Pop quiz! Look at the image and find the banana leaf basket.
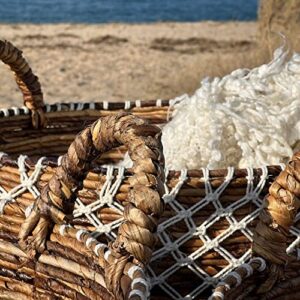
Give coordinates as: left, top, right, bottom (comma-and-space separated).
0, 40, 300, 300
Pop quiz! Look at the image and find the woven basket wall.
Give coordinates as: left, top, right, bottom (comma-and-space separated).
1, 40, 300, 300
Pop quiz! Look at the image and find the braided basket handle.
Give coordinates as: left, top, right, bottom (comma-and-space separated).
0, 39, 45, 128
19, 112, 164, 298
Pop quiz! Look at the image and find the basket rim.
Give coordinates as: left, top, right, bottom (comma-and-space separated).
0, 99, 173, 119
0, 152, 285, 175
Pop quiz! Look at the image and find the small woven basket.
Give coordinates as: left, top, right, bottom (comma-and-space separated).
0, 40, 299, 300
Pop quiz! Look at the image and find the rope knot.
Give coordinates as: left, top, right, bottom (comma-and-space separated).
102, 194, 114, 205
80, 206, 92, 215
22, 179, 33, 188
166, 242, 178, 252
206, 239, 219, 250
197, 227, 206, 236
97, 224, 112, 234
163, 194, 174, 204
0, 193, 13, 202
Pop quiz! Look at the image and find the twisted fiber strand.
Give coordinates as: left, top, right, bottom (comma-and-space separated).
19, 113, 164, 299
93, 113, 164, 298
0, 39, 45, 128
252, 152, 300, 266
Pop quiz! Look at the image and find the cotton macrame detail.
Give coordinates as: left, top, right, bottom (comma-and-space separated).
144, 165, 300, 299
1, 154, 293, 300
0, 154, 46, 214
73, 165, 125, 240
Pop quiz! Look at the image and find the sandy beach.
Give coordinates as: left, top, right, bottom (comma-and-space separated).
0, 22, 261, 108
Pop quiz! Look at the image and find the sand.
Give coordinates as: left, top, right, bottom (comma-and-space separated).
0, 22, 261, 108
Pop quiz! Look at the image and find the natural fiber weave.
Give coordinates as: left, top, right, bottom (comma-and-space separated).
0, 40, 45, 128
1, 40, 300, 300
0, 112, 165, 299
1, 151, 294, 300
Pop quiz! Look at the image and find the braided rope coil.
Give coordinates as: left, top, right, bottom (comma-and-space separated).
18, 112, 165, 299
253, 152, 300, 265
0, 39, 45, 128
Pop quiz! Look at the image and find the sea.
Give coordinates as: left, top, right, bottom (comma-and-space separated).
0, 0, 258, 23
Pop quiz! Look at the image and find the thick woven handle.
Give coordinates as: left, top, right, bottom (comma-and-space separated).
19, 112, 164, 299
0, 39, 45, 128
210, 152, 300, 299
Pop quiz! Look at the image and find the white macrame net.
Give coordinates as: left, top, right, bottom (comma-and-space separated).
147, 166, 300, 299
1, 155, 300, 299
73, 164, 125, 240
0, 154, 125, 241
161, 44, 300, 170
0, 153, 46, 215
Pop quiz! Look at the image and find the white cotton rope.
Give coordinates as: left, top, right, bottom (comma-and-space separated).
161, 44, 300, 169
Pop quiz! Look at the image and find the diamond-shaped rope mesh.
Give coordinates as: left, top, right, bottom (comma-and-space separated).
73, 165, 125, 240
147, 165, 297, 300
2, 154, 300, 300
0, 154, 46, 214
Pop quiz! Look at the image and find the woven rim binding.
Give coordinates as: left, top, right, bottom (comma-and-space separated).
0, 99, 172, 119
0, 39, 45, 128
17, 112, 165, 299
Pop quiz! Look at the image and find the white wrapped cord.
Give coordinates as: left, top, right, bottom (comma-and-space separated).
57, 225, 148, 300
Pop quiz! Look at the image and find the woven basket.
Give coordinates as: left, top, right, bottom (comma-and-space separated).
0, 40, 299, 300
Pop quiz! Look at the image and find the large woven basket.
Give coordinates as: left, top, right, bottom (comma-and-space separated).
0, 40, 299, 300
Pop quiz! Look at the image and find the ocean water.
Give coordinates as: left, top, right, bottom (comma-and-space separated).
0, 0, 258, 23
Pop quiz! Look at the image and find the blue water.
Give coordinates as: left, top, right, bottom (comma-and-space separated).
0, 0, 258, 23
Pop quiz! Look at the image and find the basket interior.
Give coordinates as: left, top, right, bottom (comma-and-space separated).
0, 102, 170, 163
